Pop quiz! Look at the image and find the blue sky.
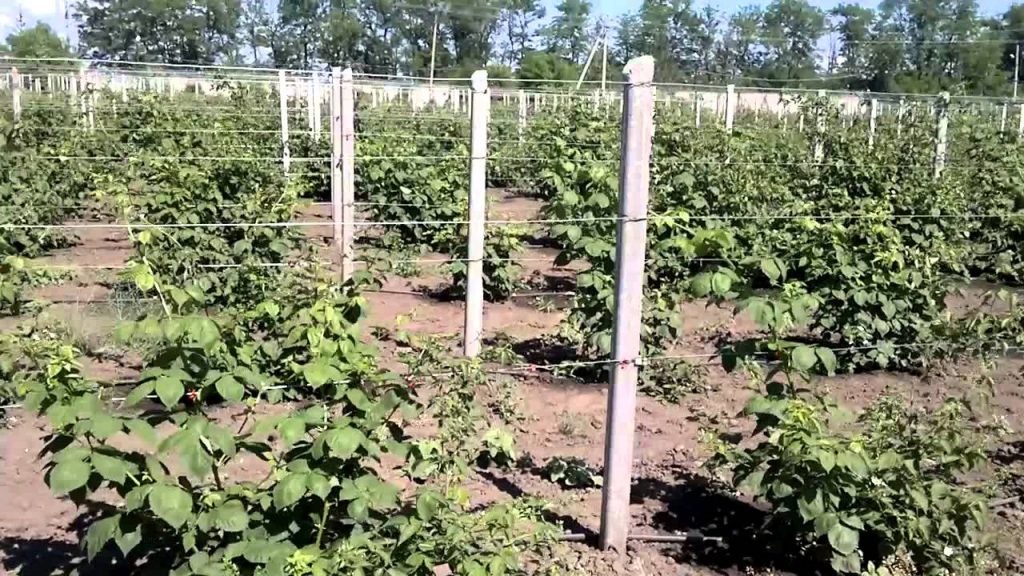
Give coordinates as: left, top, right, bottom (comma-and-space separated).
0, 0, 1016, 45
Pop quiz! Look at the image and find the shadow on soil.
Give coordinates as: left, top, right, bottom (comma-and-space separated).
632, 471, 828, 576
0, 509, 133, 576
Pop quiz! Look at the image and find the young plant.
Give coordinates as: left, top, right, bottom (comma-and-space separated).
477, 428, 518, 469
542, 457, 602, 489
448, 226, 527, 302
709, 382, 998, 574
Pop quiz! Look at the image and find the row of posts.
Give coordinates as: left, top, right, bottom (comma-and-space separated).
0, 58, 994, 554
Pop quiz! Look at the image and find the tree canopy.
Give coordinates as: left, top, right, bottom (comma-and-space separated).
1, 22, 72, 59
27, 0, 1020, 95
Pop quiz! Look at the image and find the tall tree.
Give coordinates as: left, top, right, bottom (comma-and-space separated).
75, 0, 241, 64
1, 22, 72, 59
320, 0, 362, 67
239, 0, 271, 63
759, 0, 826, 81
717, 6, 764, 80
830, 4, 875, 87
499, 0, 545, 67
542, 0, 593, 65
275, 0, 321, 68
445, 0, 502, 67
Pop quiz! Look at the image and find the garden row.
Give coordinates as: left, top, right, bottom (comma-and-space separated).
1, 83, 1023, 574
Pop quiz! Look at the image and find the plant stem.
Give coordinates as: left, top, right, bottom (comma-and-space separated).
316, 501, 332, 549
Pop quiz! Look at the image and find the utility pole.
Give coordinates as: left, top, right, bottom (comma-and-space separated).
429, 12, 439, 87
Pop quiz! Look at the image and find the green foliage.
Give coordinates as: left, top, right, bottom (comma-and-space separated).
448, 226, 527, 302
358, 113, 469, 253
478, 428, 518, 469
709, 387, 999, 574
542, 456, 602, 489
638, 358, 711, 404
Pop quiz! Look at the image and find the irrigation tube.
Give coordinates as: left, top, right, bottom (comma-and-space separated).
557, 532, 723, 544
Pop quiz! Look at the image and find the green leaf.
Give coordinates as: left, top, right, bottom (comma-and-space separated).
831, 551, 861, 574
278, 418, 306, 446
303, 360, 341, 389
124, 380, 155, 408
791, 346, 817, 372
326, 427, 365, 459
817, 450, 836, 473
837, 451, 869, 476
814, 512, 839, 537
155, 376, 184, 409
816, 348, 837, 375
149, 484, 193, 529
798, 491, 825, 522
89, 414, 123, 440
760, 258, 783, 282
876, 451, 902, 470
125, 420, 158, 446
192, 318, 220, 348
84, 515, 121, 561
91, 453, 129, 484
689, 273, 712, 297
827, 523, 859, 556
273, 473, 308, 509
212, 500, 249, 533
307, 473, 332, 499
50, 460, 91, 495
416, 492, 441, 521
711, 271, 732, 295
215, 374, 244, 403
348, 498, 370, 522
115, 528, 142, 556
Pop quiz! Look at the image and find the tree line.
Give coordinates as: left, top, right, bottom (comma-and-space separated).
2, 0, 1024, 96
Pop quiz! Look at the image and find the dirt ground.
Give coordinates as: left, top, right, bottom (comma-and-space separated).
3, 192, 1024, 576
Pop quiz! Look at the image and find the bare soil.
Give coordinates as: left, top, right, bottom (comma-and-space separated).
3, 191, 1024, 576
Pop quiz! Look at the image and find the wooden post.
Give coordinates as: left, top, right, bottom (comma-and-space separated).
340, 69, 356, 281
11, 68, 21, 121
934, 92, 949, 180
868, 98, 878, 150
279, 70, 291, 175
695, 93, 702, 128
1018, 103, 1024, 138
464, 70, 489, 358
814, 89, 826, 162
1001, 102, 1008, 132
599, 55, 655, 552
725, 84, 736, 132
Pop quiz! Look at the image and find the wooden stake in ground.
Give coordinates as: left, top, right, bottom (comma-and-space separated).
464, 70, 489, 358
599, 55, 656, 552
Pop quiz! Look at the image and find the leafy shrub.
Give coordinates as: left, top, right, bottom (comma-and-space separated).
542, 457, 602, 489
477, 428, 518, 469
448, 226, 526, 302
710, 390, 998, 574
638, 358, 711, 403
